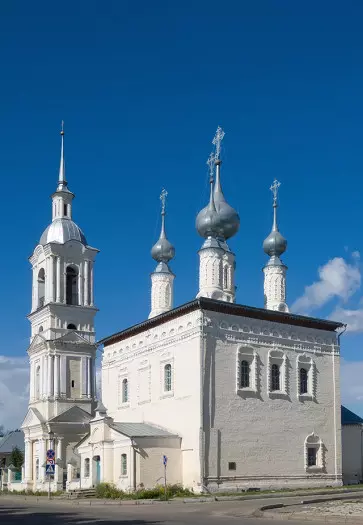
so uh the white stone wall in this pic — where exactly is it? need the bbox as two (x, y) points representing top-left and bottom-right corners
(102, 310), (203, 489)
(202, 310), (342, 490)
(137, 437), (182, 489)
(342, 425), (363, 484)
(263, 264), (288, 312)
(149, 272), (174, 318)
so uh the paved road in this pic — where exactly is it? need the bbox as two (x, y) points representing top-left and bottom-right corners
(0, 494), (358, 525)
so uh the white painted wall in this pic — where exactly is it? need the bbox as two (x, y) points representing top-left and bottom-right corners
(202, 310), (342, 490)
(102, 310), (203, 489)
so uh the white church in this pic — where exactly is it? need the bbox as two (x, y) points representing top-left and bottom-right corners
(19, 125), (350, 493)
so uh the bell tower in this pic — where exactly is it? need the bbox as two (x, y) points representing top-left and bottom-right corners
(21, 125), (99, 491)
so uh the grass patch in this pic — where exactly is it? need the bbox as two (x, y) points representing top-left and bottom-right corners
(95, 483), (193, 500)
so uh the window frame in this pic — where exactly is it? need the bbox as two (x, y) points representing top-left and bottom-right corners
(160, 356), (175, 399)
(164, 363), (172, 392)
(121, 453), (127, 476)
(84, 458), (90, 478)
(122, 378), (128, 403)
(267, 349), (288, 397)
(304, 433), (324, 472)
(236, 347), (258, 396)
(297, 354), (316, 401)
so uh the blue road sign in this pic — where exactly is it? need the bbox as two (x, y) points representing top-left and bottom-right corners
(163, 455), (168, 466)
(46, 463), (55, 474)
(46, 449), (55, 460)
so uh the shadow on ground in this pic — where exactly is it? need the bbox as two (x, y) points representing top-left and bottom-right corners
(0, 506), (162, 525)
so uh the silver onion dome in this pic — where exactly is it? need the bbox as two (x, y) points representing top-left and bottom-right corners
(213, 159), (240, 239)
(151, 189), (175, 263)
(263, 179), (287, 258)
(196, 170), (224, 238)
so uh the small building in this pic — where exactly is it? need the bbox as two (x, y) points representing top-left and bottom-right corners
(342, 406), (363, 485)
(0, 431), (25, 469)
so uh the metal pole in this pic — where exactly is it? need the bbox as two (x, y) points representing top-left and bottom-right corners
(48, 474), (51, 500)
(164, 463), (167, 501)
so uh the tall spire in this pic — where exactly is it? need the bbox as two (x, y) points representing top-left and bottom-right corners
(196, 152), (222, 239)
(149, 189), (175, 319)
(263, 179), (287, 260)
(263, 179), (288, 312)
(151, 189), (175, 266)
(57, 121), (68, 192)
(211, 126), (240, 240)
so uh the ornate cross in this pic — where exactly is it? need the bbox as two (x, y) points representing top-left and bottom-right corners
(212, 126), (225, 160)
(207, 152), (215, 181)
(270, 179), (281, 205)
(160, 188), (168, 214)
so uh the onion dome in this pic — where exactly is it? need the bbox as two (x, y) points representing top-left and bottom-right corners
(196, 166), (223, 239)
(151, 189), (175, 264)
(263, 179), (287, 261)
(213, 159), (240, 239)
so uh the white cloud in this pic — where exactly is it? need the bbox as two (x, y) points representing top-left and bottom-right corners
(330, 307), (363, 333)
(292, 257), (361, 315)
(0, 356), (29, 431)
(341, 360), (363, 407)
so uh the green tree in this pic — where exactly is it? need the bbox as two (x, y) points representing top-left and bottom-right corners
(9, 447), (24, 469)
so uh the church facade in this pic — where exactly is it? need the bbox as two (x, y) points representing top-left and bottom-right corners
(20, 126), (345, 493)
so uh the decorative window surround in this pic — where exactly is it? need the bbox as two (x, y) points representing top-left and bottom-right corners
(296, 354), (316, 401)
(117, 368), (130, 408)
(304, 433), (325, 473)
(267, 349), (288, 398)
(160, 356), (174, 399)
(236, 347), (259, 397)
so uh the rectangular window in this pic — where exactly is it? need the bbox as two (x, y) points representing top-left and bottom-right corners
(271, 364), (280, 391)
(240, 360), (250, 388)
(71, 380), (75, 388)
(300, 368), (308, 395)
(122, 378), (128, 403)
(64, 204), (67, 216)
(84, 458), (90, 477)
(121, 454), (127, 475)
(164, 364), (172, 392)
(307, 447), (317, 467)
(228, 462), (236, 471)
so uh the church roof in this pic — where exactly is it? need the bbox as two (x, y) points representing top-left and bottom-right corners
(99, 297), (344, 347)
(341, 405), (363, 425)
(0, 431), (24, 454)
(111, 422), (178, 438)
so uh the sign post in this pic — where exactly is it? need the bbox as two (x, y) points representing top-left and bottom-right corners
(163, 455), (168, 501)
(46, 449), (55, 500)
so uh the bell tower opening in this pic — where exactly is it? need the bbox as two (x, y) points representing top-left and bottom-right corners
(66, 266), (78, 305)
(37, 268), (45, 308)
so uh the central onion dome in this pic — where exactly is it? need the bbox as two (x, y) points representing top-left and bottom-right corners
(196, 175), (224, 238)
(40, 218), (87, 245)
(213, 159), (240, 239)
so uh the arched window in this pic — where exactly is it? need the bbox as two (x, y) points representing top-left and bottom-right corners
(67, 323), (77, 330)
(38, 268), (45, 308)
(300, 368), (308, 394)
(35, 458), (39, 480)
(121, 454), (127, 475)
(122, 378), (128, 403)
(164, 364), (172, 392)
(271, 364), (280, 391)
(38, 326), (44, 333)
(84, 458), (90, 477)
(240, 360), (250, 388)
(66, 266), (78, 305)
(35, 366), (40, 398)
(63, 203), (68, 217)
(223, 266), (229, 289)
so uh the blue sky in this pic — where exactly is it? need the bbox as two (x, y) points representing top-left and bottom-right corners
(1, 1), (363, 427)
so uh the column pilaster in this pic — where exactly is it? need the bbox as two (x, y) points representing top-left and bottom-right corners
(24, 439), (32, 481)
(48, 355), (54, 397)
(87, 357), (91, 398)
(54, 355), (60, 398)
(60, 355), (67, 397)
(90, 262), (94, 306)
(84, 260), (89, 306)
(56, 257), (61, 302)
